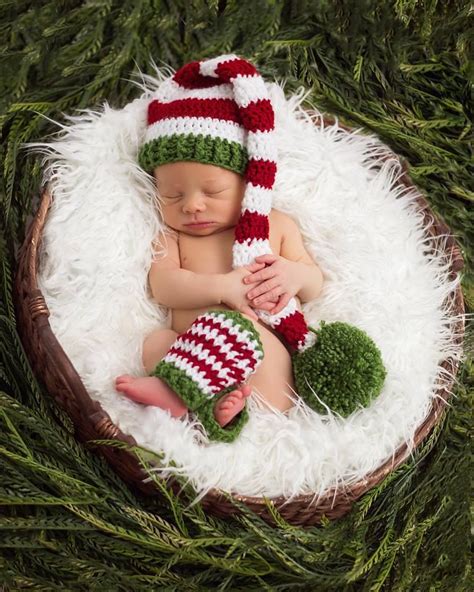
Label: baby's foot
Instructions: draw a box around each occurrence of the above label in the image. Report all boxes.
[214,384,252,427]
[115,375,188,417]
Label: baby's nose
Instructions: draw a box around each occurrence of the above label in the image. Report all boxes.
[183,196,206,212]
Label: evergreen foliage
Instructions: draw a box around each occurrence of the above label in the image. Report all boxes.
[1,1,471,589]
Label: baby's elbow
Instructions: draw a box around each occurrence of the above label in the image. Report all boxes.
[314,265,324,298]
[149,284,166,307]
[298,264,324,303]
[148,269,175,308]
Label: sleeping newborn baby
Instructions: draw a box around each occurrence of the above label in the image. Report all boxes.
[115,161,324,429]
[113,54,386,441]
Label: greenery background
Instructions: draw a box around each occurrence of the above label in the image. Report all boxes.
[0,1,472,590]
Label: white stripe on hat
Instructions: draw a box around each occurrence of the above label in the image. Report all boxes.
[301,331,317,351]
[258,298,298,325]
[232,238,273,268]
[231,74,269,109]
[247,130,278,162]
[199,54,239,77]
[155,78,235,102]
[145,116,247,147]
[240,183,272,215]
[198,55,272,110]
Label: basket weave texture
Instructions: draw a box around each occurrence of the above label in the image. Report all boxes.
[14,117,465,527]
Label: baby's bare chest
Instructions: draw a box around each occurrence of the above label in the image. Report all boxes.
[178,226,281,274]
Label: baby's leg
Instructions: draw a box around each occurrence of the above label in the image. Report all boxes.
[138,318,296,416]
[116,327,251,425]
[116,328,187,416]
[241,315,296,413]
[142,328,179,375]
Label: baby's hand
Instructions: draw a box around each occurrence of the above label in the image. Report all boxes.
[242,261,280,315]
[243,254,302,315]
[221,262,269,321]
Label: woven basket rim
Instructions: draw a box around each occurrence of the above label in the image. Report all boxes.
[14,112,466,524]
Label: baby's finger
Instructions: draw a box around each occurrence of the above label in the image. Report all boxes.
[243,306,259,322]
[244,261,266,273]
[255,254,277,265]
[271,293,291,315]
[249,279,282,301]
[254,300,275,312]
[244,266,277,287]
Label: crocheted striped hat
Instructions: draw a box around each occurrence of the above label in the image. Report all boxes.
[139,55,388,423]
[139,53,316,354]
[138,53,277,270]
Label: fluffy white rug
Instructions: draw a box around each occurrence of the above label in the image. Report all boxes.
[29,65,464,502]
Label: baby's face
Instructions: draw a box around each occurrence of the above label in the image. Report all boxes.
[154,161,246,235]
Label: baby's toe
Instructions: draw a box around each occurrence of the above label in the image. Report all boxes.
[224,397,238,408]
[115,382,129,394]
[115,374,133,385]
[241,384,252,397]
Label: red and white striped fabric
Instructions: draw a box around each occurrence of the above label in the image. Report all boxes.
[142,54,316,353]
[161,311,264,399]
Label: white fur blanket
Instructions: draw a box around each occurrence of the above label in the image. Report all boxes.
[30,66,464,502]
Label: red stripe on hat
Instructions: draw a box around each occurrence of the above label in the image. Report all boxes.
[240,99,274,133]
[273,311,309,352]
[148,98,241,126]
[245,158,277,189]
[173,61,224,89]
[215,58,258,82]
[235,210,269,242]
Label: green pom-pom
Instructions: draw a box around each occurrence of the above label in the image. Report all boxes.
[292,321,387,417]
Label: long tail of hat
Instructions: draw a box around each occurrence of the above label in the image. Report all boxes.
[172,54,316,354]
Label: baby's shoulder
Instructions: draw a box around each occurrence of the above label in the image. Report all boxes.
[272,209,315,265]
[151,226,180,260]
[270,208,289,226]
[270,208,296,243]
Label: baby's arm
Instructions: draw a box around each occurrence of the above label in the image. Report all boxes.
[148,231,266,316]
[278,212,324,303]
[148,231,224,309]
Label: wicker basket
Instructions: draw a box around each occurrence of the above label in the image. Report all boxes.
[14,117,465,527]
